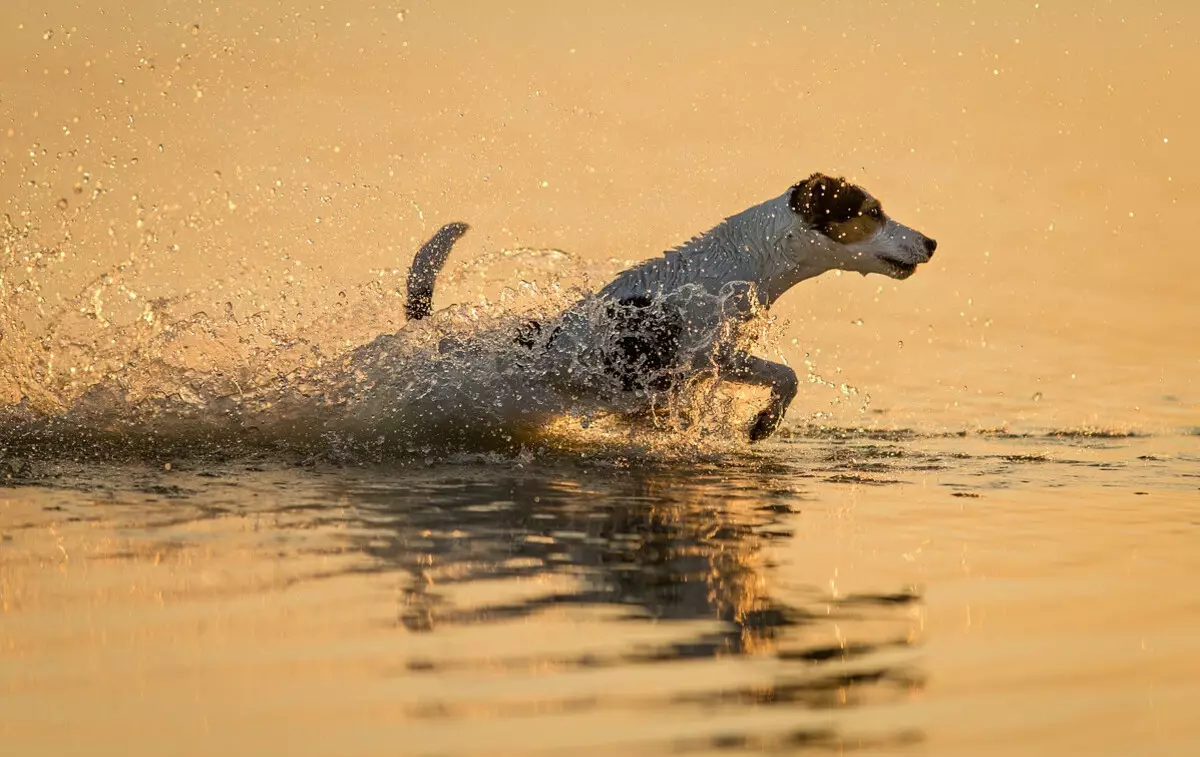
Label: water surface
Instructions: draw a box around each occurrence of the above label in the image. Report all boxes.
[5,427,1198,755]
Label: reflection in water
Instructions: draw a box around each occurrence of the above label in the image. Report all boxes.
[335,465,924,751]
[6,428,1199,755]
[1,458,924,755]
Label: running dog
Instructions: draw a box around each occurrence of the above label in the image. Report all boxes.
[404,173,937,441]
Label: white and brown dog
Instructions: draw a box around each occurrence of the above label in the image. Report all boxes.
[404,173,936,442]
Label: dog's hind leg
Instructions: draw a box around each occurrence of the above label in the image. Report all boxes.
[714,350,799,442]
[405,222,470,321]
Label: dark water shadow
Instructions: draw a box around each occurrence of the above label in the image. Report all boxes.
[2,437,940,752]
[320,463,925,753]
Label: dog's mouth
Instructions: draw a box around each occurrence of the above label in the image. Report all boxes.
[879,257,919,279]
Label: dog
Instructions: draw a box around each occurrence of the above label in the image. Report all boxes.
[404,173,936,442]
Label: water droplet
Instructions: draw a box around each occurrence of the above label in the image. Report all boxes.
[190,24,200,36]
[897,340,904,349]
[56,197,68,211]
[43,29,54,41]
[1032,392,1043,402]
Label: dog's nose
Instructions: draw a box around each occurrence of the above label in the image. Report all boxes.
[923,236,937,257]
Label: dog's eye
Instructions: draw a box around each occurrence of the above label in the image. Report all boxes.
[867,206,883,219]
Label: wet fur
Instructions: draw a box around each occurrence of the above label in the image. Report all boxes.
[403,173,937,441]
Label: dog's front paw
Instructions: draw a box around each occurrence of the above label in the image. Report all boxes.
[748,406,781,442]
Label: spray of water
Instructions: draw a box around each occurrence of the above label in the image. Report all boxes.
[1,214,783,462]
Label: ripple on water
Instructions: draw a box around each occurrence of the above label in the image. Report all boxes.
[1,461,927,754]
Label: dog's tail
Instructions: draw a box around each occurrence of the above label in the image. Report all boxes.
[405,222,470,321]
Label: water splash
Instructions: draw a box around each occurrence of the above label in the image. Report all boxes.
[1,216,783,461]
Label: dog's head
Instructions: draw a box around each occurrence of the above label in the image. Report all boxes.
[786,173,936,279]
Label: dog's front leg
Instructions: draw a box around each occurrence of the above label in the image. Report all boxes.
[714,350,798,442]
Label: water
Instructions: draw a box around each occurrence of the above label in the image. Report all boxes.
[3,1,1200,755]
[4,430,1198,755]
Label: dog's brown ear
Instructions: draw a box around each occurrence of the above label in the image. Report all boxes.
[788,173,866,232]
[788,173,831,220]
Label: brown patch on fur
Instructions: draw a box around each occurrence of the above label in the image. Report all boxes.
[788,173,886,243]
